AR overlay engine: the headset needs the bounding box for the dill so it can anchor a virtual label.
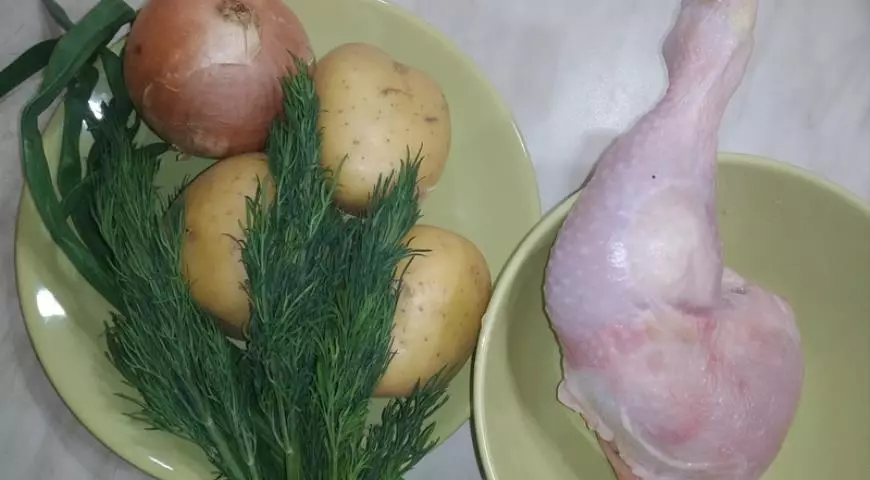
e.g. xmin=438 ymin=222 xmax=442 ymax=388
xmin=91 ymin=94 xmax=267 ymax=480
xmin=91 ymin=62 xmax=447 ymax=479
xmin=241 ymin=63 xmax=448 ymax=480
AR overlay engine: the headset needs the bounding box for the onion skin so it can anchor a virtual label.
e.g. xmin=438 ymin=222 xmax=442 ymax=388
xmin=124 ymin=0 xmax=313 ymax=159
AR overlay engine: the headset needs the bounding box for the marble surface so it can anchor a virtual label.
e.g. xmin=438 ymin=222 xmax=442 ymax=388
xmin=1 ymin=0 xmax=868 ymax=478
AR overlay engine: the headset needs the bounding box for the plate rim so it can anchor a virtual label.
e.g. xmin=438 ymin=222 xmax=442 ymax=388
xmin=471 ymin=152 xmax=870 ymax=479
xmin=13 ymin=0 xmax=542 ymax=477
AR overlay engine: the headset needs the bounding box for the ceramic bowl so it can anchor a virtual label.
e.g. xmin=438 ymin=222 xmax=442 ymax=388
xmin=473 ymin=153 xmax=870 ymax=479
xmin=14 ymin=0 xmax=541 ymax=477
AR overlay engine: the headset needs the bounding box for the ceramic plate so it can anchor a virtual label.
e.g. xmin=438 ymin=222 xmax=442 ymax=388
xmin=14 ymin=0 xmax=541 ymax=477
xmin=473 ymin=153 xmax=870 ymax=479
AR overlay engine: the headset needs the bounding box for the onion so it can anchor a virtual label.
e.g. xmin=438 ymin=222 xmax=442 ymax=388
xmin=123 ymin=0 xmax=313 ymax=158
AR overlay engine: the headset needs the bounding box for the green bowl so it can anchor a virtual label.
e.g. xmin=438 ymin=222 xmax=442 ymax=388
xmin=14 ymin=0 xmax=541 ymax=478
xmin=473 ymin=153 xmax=870 ymax=479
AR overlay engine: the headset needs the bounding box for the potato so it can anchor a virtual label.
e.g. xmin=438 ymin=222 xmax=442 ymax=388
xmin=181 ymin=152 xmax=274 ymax=339
xmin=375 ymin=224 xmax=492 ymax=397
xmin=313 ymin=42 xmax=452 ymax=213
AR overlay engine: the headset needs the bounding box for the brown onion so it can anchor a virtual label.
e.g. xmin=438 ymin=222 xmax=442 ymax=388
xmin=124 ymin=0 xmax=313 ymax=158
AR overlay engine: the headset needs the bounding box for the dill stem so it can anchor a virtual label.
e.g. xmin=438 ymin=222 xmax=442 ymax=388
xmin=284 ymin=445 xmax=300 ymax=480
xmin=204 ymin=417 xmax=249 ymax=480
xmin=242 ymin=441 xmax=261 ymax=480
xmin=278 ymin=401 xmax=301 ymax=480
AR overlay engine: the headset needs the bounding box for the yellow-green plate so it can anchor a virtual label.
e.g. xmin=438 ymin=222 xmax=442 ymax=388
xmin=14 ymin=0 xmax=541 ymax=477
xmin=473 ymin=153 xmax=870 ymax=479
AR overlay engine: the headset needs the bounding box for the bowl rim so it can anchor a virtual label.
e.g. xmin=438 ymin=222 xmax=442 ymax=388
xmin=471 ymin=151 xmax=870 ymax=479
xmin=13 ymin=0 xmax=541 ymax=477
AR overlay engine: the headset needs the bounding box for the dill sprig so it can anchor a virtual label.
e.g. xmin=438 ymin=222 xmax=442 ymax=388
xmin=241 ymin=64 xmax=449 ymax=480
xmin=240 ymin=64 xmax=346 ymax=480
xmin=91 ymin=97 xmax=267 ymax=480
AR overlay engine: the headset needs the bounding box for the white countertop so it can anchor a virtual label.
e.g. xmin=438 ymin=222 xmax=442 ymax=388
xmin=1 ymin=0 xmax=868 ymax=478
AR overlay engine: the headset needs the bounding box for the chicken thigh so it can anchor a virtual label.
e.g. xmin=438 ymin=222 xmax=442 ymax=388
xmin=543 ymin=1 xmax=804 ymax=479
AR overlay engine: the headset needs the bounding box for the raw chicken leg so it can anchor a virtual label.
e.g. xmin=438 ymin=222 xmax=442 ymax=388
xmin=543 ymin=1 xmax=804 ymax=479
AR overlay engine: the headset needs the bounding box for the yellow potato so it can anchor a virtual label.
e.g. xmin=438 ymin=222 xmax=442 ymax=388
xmin=375 ymin=224 xmax=492 ymax=397
xmin=313 ymin=42 xmax=452 ymax=213
xmin=180 ymin=152 xmax=275 ymax=339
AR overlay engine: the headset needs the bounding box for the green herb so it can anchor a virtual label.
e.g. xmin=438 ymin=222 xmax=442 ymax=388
xmin=93 ymin=64 xmax=447 ymax=480
xmin=41 ymin=0 xmax=76 ymax=31
xmin=241 ymin=66 xmax=448 ymax=480
xmin=92 ymin=94 xmax=264 ymax=480
xmin=0 ymin=39 xmax=58 ymax=98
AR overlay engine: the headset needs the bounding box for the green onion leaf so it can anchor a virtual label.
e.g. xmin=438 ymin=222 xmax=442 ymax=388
xmin=57 ymin=64 xmax=98 ymax=200
xmin=0 ymin=39 xmax=57 ymax=99
xmin=17 ymin=0 xmax=135 ymax=310
xmin=99 ymin=48 xmax=132 ymax=120
xmin=41 ymin=0 xmax=75 ymax=31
